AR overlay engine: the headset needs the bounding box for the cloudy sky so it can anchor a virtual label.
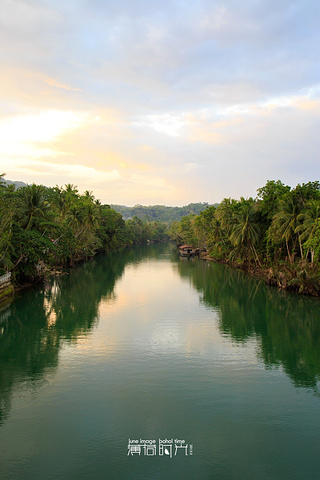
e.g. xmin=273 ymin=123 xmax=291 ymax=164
xmin=0 ymin=0 xmax=319 ymax=206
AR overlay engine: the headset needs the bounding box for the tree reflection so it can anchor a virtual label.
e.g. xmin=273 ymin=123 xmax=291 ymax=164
xmin=177 ymin=258 xmax=320 ymax=393
xmin=0 ymin=243 xmax=177 ymax=425
xmin=2 ymin=244 xmax=319 ymax=429
xmin=0 ymin=249 xmax=132 ymax=426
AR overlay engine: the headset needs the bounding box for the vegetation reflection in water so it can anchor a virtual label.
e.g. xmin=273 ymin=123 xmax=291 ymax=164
xmin=1 ymin=244 xmax=320 ymax=425
xmin=0 ymin=245 xmax=179 ymax=425
xmin=1 ymin=243 xmax=320 ymax=479
xmin=177 ymin=257 xmax=320 ymax=393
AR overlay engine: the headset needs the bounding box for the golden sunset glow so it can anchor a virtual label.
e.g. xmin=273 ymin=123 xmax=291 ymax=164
xmin=0 ymin=1 xmax=319 ymax=204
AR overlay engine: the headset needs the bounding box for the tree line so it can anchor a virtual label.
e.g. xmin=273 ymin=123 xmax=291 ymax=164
xmin=169 ymin=180 xmax=320 ymax=295
xmin=2 ymin=175 xmax=320 ymax=295
xmin=110 ymin=202 xmax=213 ymax=222
xmin=0 ymin=175 xmax=168 ymax=285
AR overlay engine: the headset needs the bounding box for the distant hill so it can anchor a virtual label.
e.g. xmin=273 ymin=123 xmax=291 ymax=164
xmin=2 ymin=178 xmax=27 ymax=189
xmin=110 ymin=203 xmax=218 ymax=222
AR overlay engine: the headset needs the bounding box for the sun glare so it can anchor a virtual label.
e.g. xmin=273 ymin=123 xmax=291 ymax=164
xmin=0 ymin=110 xmax=86 ymax=144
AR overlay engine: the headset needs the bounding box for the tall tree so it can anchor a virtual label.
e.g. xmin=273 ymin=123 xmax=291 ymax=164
xmin=216 ymin=198 xmax=239 ymax=236
xmin=256 ymin=180 xmax=291 ymax=223
xmin=272 ymin=197 xmax=303 ymax=262
xmin=229 ymin=201 xmax=261 ymax=266
xmin=20 ymin=184 xmax=50 ymax=231
xmin=297 ymin=200 xmax=320 ymax=264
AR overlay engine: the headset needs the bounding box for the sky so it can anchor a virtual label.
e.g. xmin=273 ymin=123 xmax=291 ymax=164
xmin=0 ymin=0 xmax=319 ymax=206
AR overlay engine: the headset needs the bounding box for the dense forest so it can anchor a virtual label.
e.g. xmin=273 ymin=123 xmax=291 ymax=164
xmin=111 ymin=202 xmax=214 ymax=222
xmin=0 ymin=175 xmax=168 ymax=288
xmin=2 ymin=176 xmax=320 ymax=297
xmin=169 ymin=180 xmax=320 ymax=296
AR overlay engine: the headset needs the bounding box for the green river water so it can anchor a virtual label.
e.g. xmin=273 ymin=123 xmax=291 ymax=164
xmin=0 ymin=243 xmax=320 ymax=480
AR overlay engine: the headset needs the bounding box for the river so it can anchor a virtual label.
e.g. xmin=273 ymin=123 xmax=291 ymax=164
xmin=0 ymin=243 xmax=320 ymax=479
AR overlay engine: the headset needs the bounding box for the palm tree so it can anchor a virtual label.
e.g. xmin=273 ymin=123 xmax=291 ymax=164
xmin=83 ymin=201 xmax=99 ymax=231
xmin=5 ymin=184 xmax=16 ymax=194
xmin=66 ymin=204 xmax=85 ymax=238
xmin=65 ymin=184 xmax=78 ymax=195
xmin=272 ymin=197 xmax=302 ymax=263
xmin=57 ymin=193 xmax=68 ymax=218
xmin=208 ymin=216 xmax=226 ymax=251
xmin=21 ymin=184 xmax=50 ymax=230
xmin=296 ymin=200 xmax=320 ymax=264
xmin=0 ymin=173 xmax=6 ymax=188
xmin=229 ymin=202 xmax=261 ymax=266
xmin=84 ymin=190 xmax=95 ymax=201
xmin=216 ymin=198 xmax=237 ymax=236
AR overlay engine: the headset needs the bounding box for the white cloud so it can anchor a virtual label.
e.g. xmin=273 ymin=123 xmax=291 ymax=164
xmin=0 ymin=0 xmax=319 ymax=205
xmin=133 ymin=113 xmax=191 ymax=137
xmin=183 ymin=162 xmax=203 ymax=172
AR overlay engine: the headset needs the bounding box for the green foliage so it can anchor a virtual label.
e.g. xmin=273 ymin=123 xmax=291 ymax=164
xmin=168 ymin=179 xmax=320 ymax=294
xmin=256 ymin=180 xmax=291 ymax=223
xmin=2 ymin=175 xmax=320 ymax=295
xmin=110 ymin=202 xmax=213 ymax=222
xmin=19 ymin=184 xmax=51 ymax=230
xmin=0 ymin=284 xmax=14 ymax=301
xmin=169 ymin=214 xmax=199 ymax=246
xmin=271 ymin=196 xmax=303 ymax=262
xmin=288 ymin=267 xmax=320 ymax=296
xmin=290 ymin=181 xmax=320 ymax=205
xmin=0 ymin=187 xmax=15 ymax=272
xmin=0 ymin=173 xmax=6 ymax=188
xmin=168 ymin=221 xmax=183 ymax=245
xmin=304 ymin=218 xmax=320 ymax=263
xmin=229 ymin=200 xmax=261 ymax=266
xmin=0 ymin=178 xmax=169 ymax=287
xmin=10 ymin=225 xmax=58 ymax=281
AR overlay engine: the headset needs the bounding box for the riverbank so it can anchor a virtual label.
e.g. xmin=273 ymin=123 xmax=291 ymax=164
xmin=0 ymin=240 xmax=170 ymax=306
xmin=0 ymin=283 xmax=14 ymax=303
xmin=0 ymin=273 xmax=65 ymax=307
xmin=0 ymin=273 xmax=14 ymax=305
xmin=200 ymin=253 xmax=320 ymax=297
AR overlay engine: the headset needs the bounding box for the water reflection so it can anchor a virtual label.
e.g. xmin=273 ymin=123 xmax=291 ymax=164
xmin=0 ymin=244 xmax=175 ymax=426
xmin=0 ymin=251 xmax=124 ymax=425
xmin=1 ymin=244 xmax=320 ymax=429
xmin=177 ymin=258 xmax=320 ymax=393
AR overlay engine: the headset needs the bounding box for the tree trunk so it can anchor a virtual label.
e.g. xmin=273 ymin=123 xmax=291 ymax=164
xmin=311 ymin=249 xmax=315 ymax=265
xmin=285 ymin=237 xmax=293 ymax=264
xmin=298 ymin=234 xmax=304 ymax=260
xmin=251 ymin=242 xmax=262 ymax=267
